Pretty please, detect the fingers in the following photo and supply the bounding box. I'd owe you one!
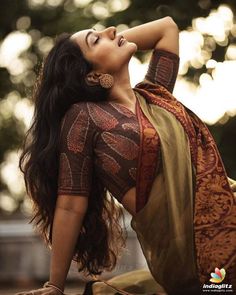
[14,292,31,295]
[14,292,33,295]
[14,286,65,295]
[14,291,37,295]
[14,288,50,295]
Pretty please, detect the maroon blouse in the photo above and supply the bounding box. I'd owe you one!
[57,49,180,204]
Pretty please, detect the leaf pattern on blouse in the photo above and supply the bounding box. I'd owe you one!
[154,56,174,88]
[67,109,89,153]
[101,132,139,160]
[97,151,121,174]
[87,103,119,130]
[122,122,140,134]
[145,49,180,93]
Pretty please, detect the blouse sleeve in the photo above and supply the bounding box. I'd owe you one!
[145,49,180,93]
[57,103,94,197]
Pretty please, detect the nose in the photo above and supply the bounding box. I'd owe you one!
[102,26,116,39]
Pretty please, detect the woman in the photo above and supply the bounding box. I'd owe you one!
[17,17,236,295]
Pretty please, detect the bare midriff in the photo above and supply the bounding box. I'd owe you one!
[121,186,136,216]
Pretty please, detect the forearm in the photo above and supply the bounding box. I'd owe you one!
[120,17,179,54]
[49,206,85,291]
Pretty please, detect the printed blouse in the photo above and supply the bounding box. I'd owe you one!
[57,49,180,203]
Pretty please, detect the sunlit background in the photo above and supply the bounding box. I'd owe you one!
[0,1,236,216]
[0,0,236,292]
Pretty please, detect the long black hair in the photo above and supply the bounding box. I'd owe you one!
[19,33,125,275]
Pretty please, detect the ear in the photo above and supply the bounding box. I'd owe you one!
[85,71,101,86]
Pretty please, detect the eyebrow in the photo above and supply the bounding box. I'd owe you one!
[85,30,94,47]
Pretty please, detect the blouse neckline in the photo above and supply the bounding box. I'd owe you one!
[107,90,138,116]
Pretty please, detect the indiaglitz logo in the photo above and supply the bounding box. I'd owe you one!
[209,268,226,283]
[202,267,233,293]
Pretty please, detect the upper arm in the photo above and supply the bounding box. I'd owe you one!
[57,104,94,201]
[56,194,88,215]
[154,17,179,56]
[120,17,179,53]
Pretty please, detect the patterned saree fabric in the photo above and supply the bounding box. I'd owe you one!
[132,91,199,294]
[133,82,236,292]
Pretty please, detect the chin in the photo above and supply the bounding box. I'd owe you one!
[124,42,137,60]
[128,41,138,53]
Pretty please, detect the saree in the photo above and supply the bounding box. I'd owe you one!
[131,82,236,293]
[90,82,236,294]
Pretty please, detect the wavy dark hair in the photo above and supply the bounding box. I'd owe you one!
[19,33,125,275]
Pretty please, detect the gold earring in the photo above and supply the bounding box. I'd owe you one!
[99,74,114,89]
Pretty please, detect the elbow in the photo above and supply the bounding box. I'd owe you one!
[164,16,179,32]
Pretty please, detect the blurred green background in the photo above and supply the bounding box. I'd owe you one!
[0,0,236,220]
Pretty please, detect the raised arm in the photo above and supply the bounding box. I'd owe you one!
[119,17,179,54]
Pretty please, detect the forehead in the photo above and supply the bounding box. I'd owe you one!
[71,29,90,47]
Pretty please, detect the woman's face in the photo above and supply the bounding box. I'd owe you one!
[71,27,137,74]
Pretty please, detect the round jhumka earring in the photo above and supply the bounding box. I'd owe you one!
[99,74,114,89]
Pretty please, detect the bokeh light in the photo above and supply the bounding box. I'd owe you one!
[0,31,32,75]
[0,2,236,213]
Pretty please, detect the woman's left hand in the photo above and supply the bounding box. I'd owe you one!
[14,286,63,295]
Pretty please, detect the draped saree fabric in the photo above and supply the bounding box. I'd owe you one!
[90,82,236,295]
[132,82,236,293]
[131,91,200,294]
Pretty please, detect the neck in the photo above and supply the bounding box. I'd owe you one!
[108,66,136,106]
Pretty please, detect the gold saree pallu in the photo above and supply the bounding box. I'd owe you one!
[131,83,236,294]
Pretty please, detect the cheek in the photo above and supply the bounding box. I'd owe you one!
[91,44,134,72]
[93,49,120,70]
